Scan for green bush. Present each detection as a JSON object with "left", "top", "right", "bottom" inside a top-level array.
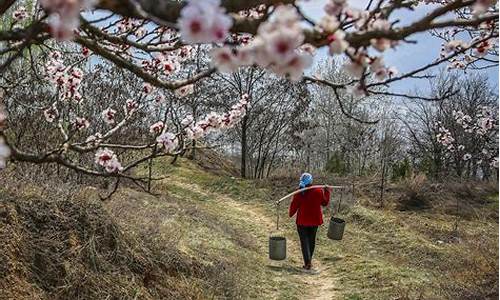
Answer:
[
  {"left": 325, "top": 151, "right": 348, "bottom": 175},
  {"left": 391, "top": 158, "right": 412, "bottom": 181}
]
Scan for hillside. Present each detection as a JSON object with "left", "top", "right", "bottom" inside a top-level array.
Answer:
[{"left": 0, "top": 158, "right": 498, "bottom": 299}]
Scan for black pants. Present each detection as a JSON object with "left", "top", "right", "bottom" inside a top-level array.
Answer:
[{"left": 297, "top": 225, "right": 318, "bottom": 266}]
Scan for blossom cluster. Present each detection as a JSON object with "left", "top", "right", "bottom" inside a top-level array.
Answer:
[
  {"left": 184, "top": 94, "right": 249, "bottom": 140},
  {"left": 141, "top": 53, "right": 180, "bottom": 76},
  {"left": 209, "top": 5, "right": 313, "bottom": 81},
  {"left": 178, "top": 0, "right": 233, "bottom": 44},
  {"left": 45, "top": 51, "right": 83, "bottom": 103},
  {"left": 436, "top": 107, "right": 498, "bottom": 167},
  {"left": 116, "top": 18, "right": 145, "bottom": 37},
  {"left": 436, "top": 125, "right": 455, "bottom": 150},
  {"left": 40, "top": 0, "right": 96, "bottom": 40},
  {"left": 152, "top": 94, "right": 249, "bottom": 154},
  {"left": 453, "top": 108, "right": 497, "bottom": 135},
  {"left": 441, "top": 37, "right": 496, "bottom": 70},
  {"left": 12, "top": 6, "right": 28, "bottom": 22},
  {"left": 95, "top": 148, "right": 123, "bottom": 173}
]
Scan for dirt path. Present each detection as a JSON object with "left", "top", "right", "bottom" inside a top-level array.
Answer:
[
  {"left": 171, "top": 178, "right": 340, "bottom": 300},
  {"left": 223, "top": 196, "right": 341, "bottom": 300}
]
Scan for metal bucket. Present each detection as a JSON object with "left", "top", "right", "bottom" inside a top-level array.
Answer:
[
  {"left": 269, "top": 236, "right": 286, "bottom": 260},
  {"left": 327, "top": 217, "right": 345, "bottom": 240}
]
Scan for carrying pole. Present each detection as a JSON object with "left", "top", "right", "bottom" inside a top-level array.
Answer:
[{"left": 275, "top": 185, "right": 347, "bottom": 205}]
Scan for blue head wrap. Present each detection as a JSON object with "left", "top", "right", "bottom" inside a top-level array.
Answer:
[{"left": 299, "top": 173, "right": 313, "bottom": 189}]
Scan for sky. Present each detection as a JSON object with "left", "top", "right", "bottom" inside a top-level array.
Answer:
[
  {"left": 298, "top": 0, "right": 499, "bottom": 94},
  {"left": 86, "top": 1, "right": 498, "bottom": 95}
]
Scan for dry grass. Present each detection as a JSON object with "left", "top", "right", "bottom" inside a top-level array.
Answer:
[{"left": 0, "top": 162, "right": 261, "bottom": 300}]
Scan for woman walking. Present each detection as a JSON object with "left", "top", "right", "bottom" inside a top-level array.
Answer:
[{"left": 289, "top": 173, "right": 331, "bottom": 272}]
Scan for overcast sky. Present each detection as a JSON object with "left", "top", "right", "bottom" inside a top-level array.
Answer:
[{"left": 298, "top": 0, "right": 499, "bottom": 94}]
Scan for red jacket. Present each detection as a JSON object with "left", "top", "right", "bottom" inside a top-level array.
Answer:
[{"left": 289, "top": 187, "right": 330, "bottom": 226}]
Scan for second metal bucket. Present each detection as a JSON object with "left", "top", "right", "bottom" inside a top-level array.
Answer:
[
  {"left": 327, "top": 217, "right": 345, "bottom": 240},
  {"left": 269, "top": 236, "right": 286, "bottom": 260}
]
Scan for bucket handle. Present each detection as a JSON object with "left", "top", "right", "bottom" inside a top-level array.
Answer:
[
  {"left": 328, "top": 187, "right": 344, "bottom": 218},
  {"left": 275, "top": 201, "right": 280, "bottom": 231}
]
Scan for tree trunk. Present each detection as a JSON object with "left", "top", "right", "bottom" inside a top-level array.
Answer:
[{"left": 240, "top": 115, "right": 248, "bottom": 178}]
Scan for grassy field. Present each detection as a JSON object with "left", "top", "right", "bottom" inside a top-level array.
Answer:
[
  {"left": 144, "top": 157, "right": 499, "bottom": 299},
  {"left": 0, "top": 157, "right": 498, "bottom": 299}
]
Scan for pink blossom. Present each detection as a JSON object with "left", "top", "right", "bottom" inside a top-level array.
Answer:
[
  {"left": 271, "top": 52, "right": 313, "bottom": 82},
  {"left": 344, "top": 51, "right": 369, "bottom": 78},
  {"left": 300, "top": 44, "right": 317, "bottom": 56},
  {"left": 318, "top": 15, "right": 340, "bottom": 33},
  {"left": 149, "top": 121, "right": 164, "bottom": 134},
  {"left": 142, "top": 83, "right": 153, "bottom": 94},
  {"left": 328, "top": 30, "right": 348, "bottom": 55},
  {"left": 479, "top": 117, "right": 494, "bottom": 131},
  {"left": 210, "top": 47, "right": 239, "bottom": 73},
  {"left": 324, "top": 0, "right": 346, "bottom": 16},
  {"left": 235, "top": 46, "right": 255, "bottom": 66},
  {"left": 178, "top": 0, "right": 233, "bottom": 44},
  {"left": 436, "top": 127, "right": 455, "bottom": 146},
  {"left": 85, "top": 132, "right": 102, "bottom": 144},
  {"left": 41, "top": 0, "right": 96, "bottom": 40},
  {"left": 444, "top": 40, "right": 468, "bottom": 53},
  {"left": 105, "top": 158, "right": 124, "bottom": 173},
  {"left": 124, "top": 99, "right": 139, "bottom": 114},
  {"left": 346, "top": 84, "right": 366, "bottom": 98},
  {"left": 387, "top": 67, "right": 398, "bottom": 77},
  {"left": 155, "top": 94, "right": 166, "bottom": 104},
  {"left": 370, "top": 38, "right": 391, "bottom": 52},
  {"left": 156, "top": 132, "right": 178, "bottom": 153},
  {"left": 95, "top": 148, "right": 123, "bottom": 173},
  {"left": 257, "top": 5, "right": 304, "bottom": 62},
  {"left": 185, "top": 125, "right": 204, "bottom": 140},
  {"left": 0, "top": 136, "right": 10, "bottom": 170},
  {"left": 74, "top": 117, "right": 90, "bottom": 130},
  {"left": 263, "top": 26, "right": 304, "bottom": 65},
  {"left": 12, "top": 6, "right": 27, "bottom": 21},
  {"left": 43, "top": 106, "right": 59, "bottom": 123},
  {"left": 47, "top": 13, "right": 78, "bottom": 40},
  {"left": 343, "top": 61, "right": 365, "bottom": 78},
  {"left": 45, "top": 52, "right": 84, "bottom": 101},
  {"left": 472, "top": 0, "right": 496, "bottom": 15},
  {"left": 370, "top": 19, "right": 391, "bottom": 31},
  {"left": 175, "top": 84, "right": 194, "bottom": 97},
  {"left": 473, "top": 40, "right": 492, "bottom": 57},
  {"left": 101, "top": 108, "right": 117, "bottom": 125},
  {"left": 82, "top": 47, "right": 90, "bottom": 57}
]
